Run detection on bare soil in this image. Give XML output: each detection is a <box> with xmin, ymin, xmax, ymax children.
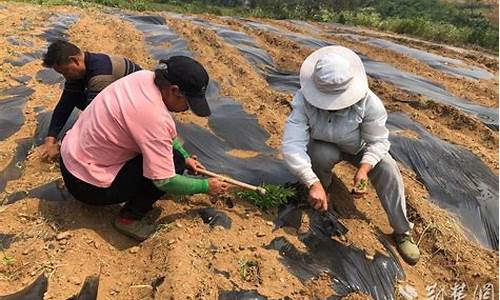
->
<box><xmin>0</xmin><ymin>3</ymin><xmax>497</xmax><ymax>299</ymax></box>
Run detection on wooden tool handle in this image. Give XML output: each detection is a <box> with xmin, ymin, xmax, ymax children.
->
<box><xmin>197</xmin><ymin>169</ymin><xmax>266</xmax><ymax>195</ymax></box>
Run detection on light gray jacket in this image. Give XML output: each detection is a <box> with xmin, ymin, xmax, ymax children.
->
<box><xmin>282</xmin><ymin>89</ymin><xmax>391</xmax><ymax>187</ymax></box>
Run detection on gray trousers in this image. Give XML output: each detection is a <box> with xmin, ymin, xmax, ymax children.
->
<box><xmin>308</xmin><ymin>139</ymin><xmax>413</xmax><ymax>234</ymax></box>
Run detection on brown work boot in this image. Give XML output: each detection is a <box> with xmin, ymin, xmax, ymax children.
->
<box><xmin>113</xmin><ymin>216</ymin><xmax>156</xmax><ymax>241</ymax></box>
<box><xmin>394</xmin><ymin>232</ymin><xmax>420</xmax><ymax>266</ymax></box>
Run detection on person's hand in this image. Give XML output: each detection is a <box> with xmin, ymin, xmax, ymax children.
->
<box><xmin>40</xmin><ymin>137</ymin><xmax>60</xmax><ymax>162</ymax></box>
<box><xmin>308</xmin><ymin>181</ymin><xmax>328</xmax><ymax>212</ymax></box>
<box><xmin>208</xmin><ymin>178</ymin><xmax>229</xmax><ymax>195</ymax></box>
<box><xmin>185</xmin><ymin>156</ymin><xmax>205</xmax><ymax>175</ymax></box>
<box><xmin>353</xmin><ymin>163</ymin><xmax>371</xmax><ymax>197</ymax></box>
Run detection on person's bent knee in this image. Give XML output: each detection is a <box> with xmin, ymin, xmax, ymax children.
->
<box><xmin>373</xmin><ymin>154</ymin><xmax>400</xmax><ymax>174</ymax></box>
<box><xmin>308</xmin><ymin>140</ymin><xmax>342</xmax><ymax>166</ymax></box>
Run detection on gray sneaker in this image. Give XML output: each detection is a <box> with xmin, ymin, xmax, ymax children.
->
<box><xmin>394</xmin><ymin>232</ymin><xmax>420</xmax><ymax>265</ymax></box>
<box><xmin>113</xmin><ymin>216</ymin><xmax>156</xmax><ymax>241</ymax></box>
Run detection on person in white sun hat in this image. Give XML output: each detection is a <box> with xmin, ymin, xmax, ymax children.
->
<box><xmin>282</xmin><ymin>45</ymin><xmax>420</xmax><ymax>265</ymax></box>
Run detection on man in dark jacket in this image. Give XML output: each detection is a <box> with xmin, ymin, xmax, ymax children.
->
<box><xmin>39</xmin><ymin>39</ymin><xmax>141</xmax><ymax>161</ymax></box>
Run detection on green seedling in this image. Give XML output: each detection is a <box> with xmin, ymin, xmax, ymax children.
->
<box><xmin>1</xmin><ymin>246</ymin><xmax>15</xmax><ymax>266</ymax></box>
<box><xmin>352</xmin><ymin>179</ymin><xmax>367</xmax><ymax>197</ymax></box>
<box><xmin>357</xmin><ymin>179</ymin><xmax>367</xmax><ymax>191</ymax></box>
<box><xmin>2</xmin><ymin>255</ymin><xmax>15</xmax><ymax>266</ymax></box>
<box><xmin>237</xmin><ymin>184</ymin><xmax>296</xmax><ymax>210</ymax></box>
<box><xmin>238</xmin><ymin>258</ymin><xmax>260</xmax><ymax>282</ymax></box>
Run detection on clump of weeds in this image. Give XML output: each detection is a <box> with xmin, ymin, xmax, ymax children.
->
<box><xmin>238</xmin><ymin>257</ymin><xmax>261</xmax><ymax>284</ymax></box>
<box><xmin>237</xmin><ymin>184</ymin><xmax>296</xmax><ymax>210</ymax></box>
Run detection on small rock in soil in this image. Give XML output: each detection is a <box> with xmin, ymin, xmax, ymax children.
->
<box><xmin>56</xmin><ymin>232</ymin><xmax>71</xmax><ymax>240</ymax></box>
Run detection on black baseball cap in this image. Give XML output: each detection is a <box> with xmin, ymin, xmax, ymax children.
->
<box><xmin>158</xmin><ymin>56</ymin><xmax>211</xmax><ymax>117</ymax></box>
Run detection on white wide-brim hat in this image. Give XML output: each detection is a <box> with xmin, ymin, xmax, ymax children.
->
<box><xmin>300</xmin><ymin>45</ymin><xmax>368</xmax><ymax>110</ymax></box>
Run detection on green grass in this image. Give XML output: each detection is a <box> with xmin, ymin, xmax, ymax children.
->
<box><xmin>237</xmin><ymin>184</ymin><xmax>296</xmax><ymax>210</ymax></box>
<box><xmin>1</xmin><ymin>245</ymin><xmax>15</xmax><ymax>266</ymax></box>
<box><xmin>316</xmin><ymin>8</ymin><xmax>498</xmax><ymax>52</ymax></box>
<box><xmin>20</xmin><ymin>0</ymin><xmax>148</xmax><ymax>10</ymax></box>
<box><xmin>19</xmin><ymin>0</ymin><xmax>246</xmax><ymax>15</ymax></box>
<box><xmin>238</xmin><ymin>257</ymin><xmax>259</xmax><ymax>282</ymax></box>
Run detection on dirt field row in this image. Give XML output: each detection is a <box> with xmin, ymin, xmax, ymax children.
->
<box><xmin>0</xmin><ymin>2</ymin><xmax>497</xmax><ymax>299</ymax></box>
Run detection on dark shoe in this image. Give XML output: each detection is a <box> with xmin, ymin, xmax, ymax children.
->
<box><xmin>394</xmin><ymin>232</ymin><xmax>420</xmax><ymax>265</ymax></box>
<box><xmin>143</xmin><ymin>207</ymin><xmax>162</xmax><ymax>223</ymax></box>
<box><xmin>113</xmin><ymin>216</ymin><xmax>156</xmax><ymax>241</ymax></box>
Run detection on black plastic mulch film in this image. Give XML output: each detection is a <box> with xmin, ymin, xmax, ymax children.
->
<box><xmin>327</xmin><ymin>33</ymin><xmax>493</xmax><ymax>80</ymax></box>
<box><xmin>169</xmin><ymin>16</ymin><xmax>499</xmax><ymax>252</ymax></box>
<box><xmin>0</xmin><ymin>86</ymin><xmax>34</xmax><ymax>141</ymax></box>
<box><xmin>387</xmin><ymin>113</ymin><xmax>499</xmax><ymax>250</ymax></box>
<box><xmin>122</xmin><ymin>14</ymin><xmax>407</xmax><ymax>300</ymax></box>
<box><xmin>4</xmin><ymin>14</ymin><xmax>78</xmax><ymax>67</ymax></box>
<box><xmin>0</xmin><ymin>273</ymin><xmax>48</xmax><ymax>300</ymax></box>
<box><xmin>120</xmin><ymin>14</ymin><xmax>296</xmax><ymax>186</ymax></box>
<box><xmin>0</xmin><ymin>15</ymin><xmax>84</xmax><ymax>299</ymax></box>
<box><xmin>0</xmin><ymin>14</ymin><xmax>79</xmax><ymax>200</ymax></box>
<box><xmin>0</xmin><ymin>273</ymin><xmax>99</xmax><ymax>300</ymax></box>
<box><xmin>241</xmin><ymin>20</ymin><xmax>498</xmax><ymax>130</ymax></box>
